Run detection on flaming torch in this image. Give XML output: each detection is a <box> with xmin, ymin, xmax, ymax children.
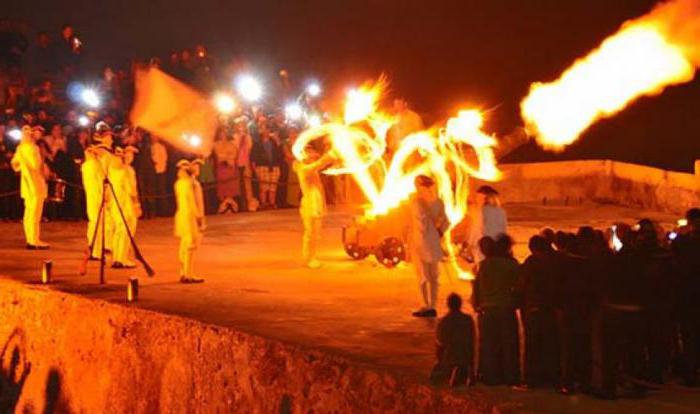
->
<box><xmin>294</xmin><ymin>78</ymin><xmax>500</xmax><ymax>279</ymax></box>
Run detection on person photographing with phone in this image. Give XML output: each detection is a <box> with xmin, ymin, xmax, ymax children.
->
<box><xmin>409</xmin><ymin>175</ymin><xmax>449</xmax><ymax>318</ymax></box>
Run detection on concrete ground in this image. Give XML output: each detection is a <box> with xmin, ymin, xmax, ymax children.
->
<box><xmin>0</xmin><ymin>202</ymin><xmax>698</xmax><ymax>414</ymax></box>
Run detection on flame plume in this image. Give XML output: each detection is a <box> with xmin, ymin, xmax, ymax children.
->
<box><xmin>293</xmin><ymin>81</ymin><xmax>501</xmax><ymax>279</ymax></box>
<box><xmin>521</xmin><ymin>0</ymin><xmax>700</xmax><ymax>151</ymax></box>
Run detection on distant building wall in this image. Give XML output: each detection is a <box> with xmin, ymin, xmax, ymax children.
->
<box><xmin>342</xmin><ymin>160</ymin><xmax>698</xmax><ymax>215</ymax></box>
<box><xmin>480</xmin><ymin>160</ymin><xmax>699</xmax><ymax>214</ymax></box>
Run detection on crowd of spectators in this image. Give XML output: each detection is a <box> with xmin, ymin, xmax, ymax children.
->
<box><xmin>0</xmin><ymin>23</ymin><xmax>337</xmax><ymax>221</ymax></box>
<box><xmin>434</xmin><ymin>210</ymin><xmax>700</xmax><ymax>400</ymax></box>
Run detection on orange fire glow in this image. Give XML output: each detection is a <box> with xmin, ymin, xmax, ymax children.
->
<box><xmin>293</xmin><ymin>80</ymin><xmax>501</xmax><ymax>279</ymax></box>
<box><xmin>521</xmin><ymin>0</ymin><xmax>700</xmax><ymax>151</ymax></box>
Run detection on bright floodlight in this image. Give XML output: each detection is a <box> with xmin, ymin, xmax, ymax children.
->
<box><xmin>190</xmin><ymin>135</ymin><xmax>202</xmax><ymax>147</ymax></box>
<box><xmin>307</xmin><ymin>113</ymin><xmax>322</xmax><ymax>128</ymax></box>
<box><xmin>81</xmin><ymin>88</ymin><xmax>100</xmax><ymax>108</ymax></box>
<box><xmin>307</xmin><ymin>83</ymin><xmax>321</xmax><ymax>97</ymax></box>
<box><xmin>183</xmin><ymin>133</ymin><xmax>202</xmax><ymax>148</ymax></box>
<box><xmin>285</xmin><ymin>103</ymin><xmax>303</xmax><ymax>120</ymax></box>
<box><xmin>236</xmin><ymin>75</ymin><xmax>263</xmax><ymax>102</ymax></box>
<box><xmin>78</xmin><ymin>115</ymin><xmax>90</xmax><ymax>127</ymax></box>
<box><xmin>8</xmin><ymin>129</ymin><xmax>21</xmax><ymax>141</ymax></box>
<box><xmin>214</xmin><ymin>93</ymin><xmax>236</xmax><ymax>114</ymax></box>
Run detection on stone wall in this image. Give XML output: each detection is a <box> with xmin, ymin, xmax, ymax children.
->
<box><xmin>0</xmin><ymin>280</ymin><xmax>494</xmax><ymax>414</ymax></box>
<box><xmin>490</xmin><ymin>160</ymin><xmax>700</xmax><ymax>214</ymax></box>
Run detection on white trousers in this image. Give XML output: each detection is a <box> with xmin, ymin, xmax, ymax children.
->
<box><xmin>415</xmin><ymin>260</ymin><xmax>440</xmax><ymax>310</ymax></box>
<box><xmin>23</xmin><ymin>196</ymin><xmax>45</xmax><ymax>245</ymax></box>
<box><xmin>302</xmin><ymin>216</ymin><xmax>322</xmax><ymax>263</ymax></box>
<box><xmin>178</xmin><ymin>234</ymin><xmax>200</xmax><ymax>278</ymax></box>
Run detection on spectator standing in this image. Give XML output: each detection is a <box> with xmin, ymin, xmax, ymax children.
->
<box><xmin>672</xmin><ymin>209</ymin><xmax>700</xmax><ymax>387</ymax></box>
<box><xmin>518</xmin><ymin>235</ymin><xmax>560</xmax><ymax>388</ymax></box>
<box><xmin>251</xmin><ymin>126</ymin><xmax>283</xmax><ymax>209</ymax></box>
<box><xmin>150</xmin><ymin>135</ymin><xmax>169</xmax><ymax>216</ymax></box>
<box><xmin>233</xmin><ymin>118</ymin><xmax>257</xmax><ymax>211</ymax></box>
<box><xmin>473</xmin><ymin>236</ymin><xmax>520</xmax><ymax>385</ymax></box>
<box><xmin>213</xmin><ymin>128</ymin><xmax>239</xmax><ymax>213</ymax></box>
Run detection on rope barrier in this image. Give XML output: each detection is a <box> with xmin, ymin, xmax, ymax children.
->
<box><xmin>0</xmin><ymin>173</ymin><xmax>312</xmax><ymax>200</ymax></box>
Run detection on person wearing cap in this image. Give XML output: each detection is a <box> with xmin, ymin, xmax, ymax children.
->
<box><xmin>409</xmin><ymin>175</ymin><xmax>449</xmax><ymax>317</ymax></box>
<box><xmin>92</xmin><ymin>125</ymin><xmax>116</xmax><ymax>252</ymax></box>
<box><xmin>174</xmin><ymin>160</ymin><xmax>204</xmax><ymax>283</ymax></box>
<box><xmin>469</xmin><ymin>185</ymin><xmax>507</xmax><ymax>263</ymax></box>
<box><xmin>294</xmin><ymin>146</ymin><xmax>333</xmax><ymax>268</ymax></box>
<box><xmin>108</xmin><ymin>146</ymin><xmax>141</xmax><ymax>268</ymax></box>
<box><xmin>10</xmin><ymin>126</ymin><xmax>49</xmax><ymax>249</ymax></box>
<box><xmin>82</xmin><ymin>146</ymin><xmax>105</xmax><ymax>258</ymax></box>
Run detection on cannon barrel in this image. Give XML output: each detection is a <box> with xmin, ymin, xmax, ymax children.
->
<box><xmin>495</xmin><ymin>127</ymin><xmax>531</xmax><ymax>161</ymax></box>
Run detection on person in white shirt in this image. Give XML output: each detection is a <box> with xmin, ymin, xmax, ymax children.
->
<box><xmin>469</xmin><ymin>185</ymin><xmax>507</xmax><ymax>263</ymax></box>
<box><xmin>11</xmin><ymin>126</ymin><xmax>49</xmax><ymax>249</ymax></box>
<box><xmin>386</xmin><ymin>98</ymin><xmax>424</xmax><ymax>158</ymax></box>
<box><xmin>409</xmin><ymin>175</ymin><xmax>449</xmax><ymax>318</ymax></box>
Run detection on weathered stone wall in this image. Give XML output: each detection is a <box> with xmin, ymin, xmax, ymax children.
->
<box><xmin>0</xmin><ymin>280</ymin><xmax>494</xmax><ymax>414</ymax></box>
<box><xmin>491</xmin><ymin>160</ymin><xmax>699</xmax><ymax>214</ymax></box>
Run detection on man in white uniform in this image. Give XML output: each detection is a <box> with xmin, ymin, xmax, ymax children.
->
<box><xmin>93</xmin><ymin>123</ymin><xmax>116</xmax><ymax>253</ymax></box>
<box><xmin>294</xmin><ymin>148</ymin><xmax>332</xmax><ymax>268</ymax></box>
<box><xmin>81</xmin><ymin>146</ymin><xmax>105</xmax><ymax>258</ymax></box>
<box><xmin>174</xmin><ymin>160</ymin><xmax>204</xmax><ymax>283</ymax></box>
<box><xmin>109</xmin><ymin>146</ymin><xmax>140</xmax><ymax>268</ymax></box>
<box><xmin>11</xmin><ymin>126</ymin><xmax>49</xmax><ymax>249</ymax></box>
<box><xmin>409</xmin><ymin>175</ymin><xmax>449</xmax><ymax>318</ymax></box>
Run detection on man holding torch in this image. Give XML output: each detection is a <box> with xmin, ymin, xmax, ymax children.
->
<box><xmin>410</xmin><ymin>175</ymin><xmax>449</xmax><ymax>318</ymax></box>
<box><xmin>11</xmin><ymin>125</ymin><xmax>49</xmax><ymax>249</ymax></box>
<box><xmin>294</xmin><ymin>146</ymin><xmax>333</xmax><ymax>268</ymax></box>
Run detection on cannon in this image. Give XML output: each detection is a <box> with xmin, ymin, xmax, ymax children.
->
<box><xmin>340</xmin><ymin>128</ymin><xmax>530</xmax><ymax>268</ymax></box>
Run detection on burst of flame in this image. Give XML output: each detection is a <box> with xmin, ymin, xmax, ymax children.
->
<box><xmin>521</xmin><ymin>0</ymin><xmax>700</xmax><ymax>151</ymax></box>
<box><xmin>293</xmin><ymin>80</ymin><xmax>501</xmax><ymax>280</ymax></box>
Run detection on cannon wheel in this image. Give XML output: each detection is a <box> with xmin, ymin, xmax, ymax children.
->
<box><xmin>375</xmin><ymin>237</ymin><xmax>406</xmax><ymax>268</ymax></box>
<box><xmin>344</xmin><ymin>243</ymin><xmax>370</xmax><ymax>260</ymax></box>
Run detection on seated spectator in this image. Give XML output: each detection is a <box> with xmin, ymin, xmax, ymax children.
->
<box><xmin>431</xmin><ymin>293</ymin><xmax>475</xmax><ymax>387</ymax></box>
<box><xmin>473</xmin><ymin>235</ymin><xmax>521</xmax><ymax>386</ymax></box>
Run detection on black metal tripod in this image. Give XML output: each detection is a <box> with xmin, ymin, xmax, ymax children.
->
<box><xmin>81</xmin><ymin>177</ymin><xmax>154</xmax><ymax>283</ymax></box>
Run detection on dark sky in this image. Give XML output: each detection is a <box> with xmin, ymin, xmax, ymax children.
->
<box><xmin>5</xmin><ymin>0</ymin><xmax>699</xmax><ymax>171</ymax></box>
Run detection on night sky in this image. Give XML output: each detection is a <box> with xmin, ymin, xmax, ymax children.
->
<box><xmin>5</xmin><ymin>0</ymin><xmax>699</xmax><ymax>171</ymax></box>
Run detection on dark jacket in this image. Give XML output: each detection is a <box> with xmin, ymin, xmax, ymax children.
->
<box><xmin>250</xmin><ymin>139</ymin><xmax>283</xmax><ymax>168</ymax></box>
<box><xmin>473</xmin><ymin>256</ymin><xmax>520</xmax><ymax>310</ymax></box>
<box><xmin>436</xmin><ymin>311</ymin><xmax>475</xmax><ymax>367</ymax></box>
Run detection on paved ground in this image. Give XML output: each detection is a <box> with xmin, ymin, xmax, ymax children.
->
<box><xmin>1</xmin><ymin>202</ymin><xmax>698</xmax><ymax>414</ymax></box>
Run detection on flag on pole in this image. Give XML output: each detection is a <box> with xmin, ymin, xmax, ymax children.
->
<box><xmin>130</xmin><ymin>66</ymin><xmax>217</xmax><ymax>157</ymax></box>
